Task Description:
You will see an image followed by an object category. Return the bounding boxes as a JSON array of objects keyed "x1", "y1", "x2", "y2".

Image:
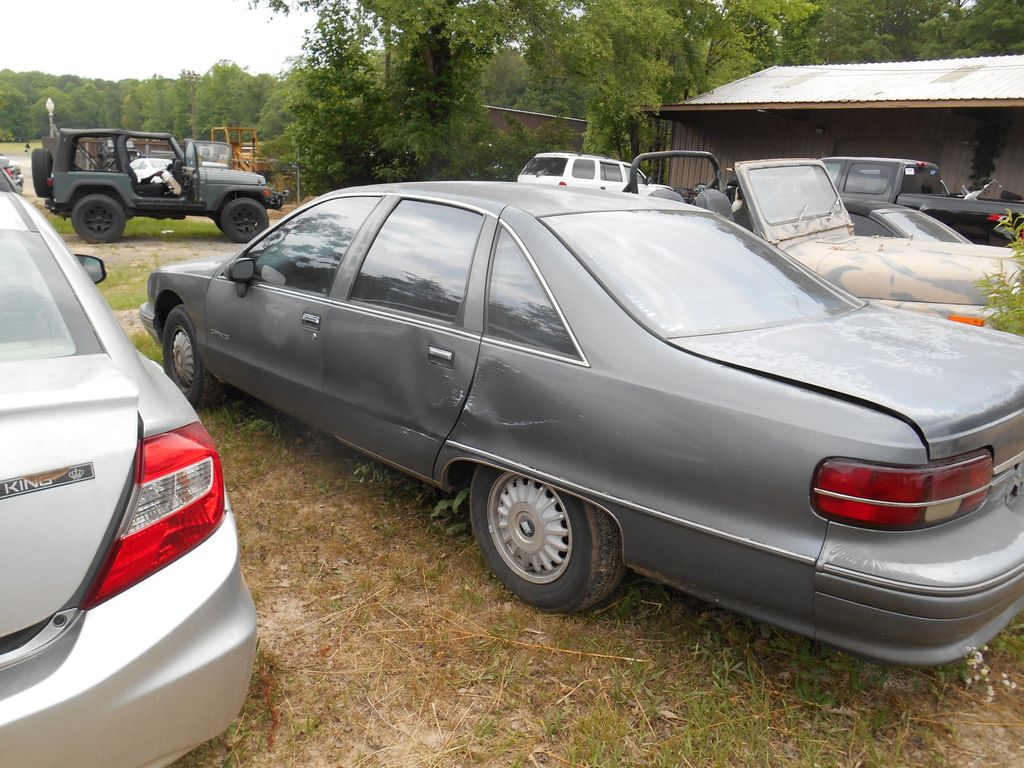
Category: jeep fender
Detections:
[{"x1": 206, "y1": 186, "x2": 272, "y2": 212}]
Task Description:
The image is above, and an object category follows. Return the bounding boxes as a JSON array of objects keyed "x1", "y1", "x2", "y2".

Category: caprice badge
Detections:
[{"x1": 0, "y1": 463, "x2": 95, "y2": 501}]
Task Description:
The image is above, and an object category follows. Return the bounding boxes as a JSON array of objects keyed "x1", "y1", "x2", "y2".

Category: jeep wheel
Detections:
[
  {"x1": 31, "y1": 148, "x2": 53, "y2": 198},
  {"x1": 219, "y1": 198, "x2": 268, "y2": 243},
  {"x1": 71, "y1": 194, "x2": 126, "y2": 243}
]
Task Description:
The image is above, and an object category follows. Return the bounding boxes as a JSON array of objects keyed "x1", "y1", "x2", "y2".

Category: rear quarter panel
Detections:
[{"x1": 441, "y1": 206, "x2": 926, "y2": 635}]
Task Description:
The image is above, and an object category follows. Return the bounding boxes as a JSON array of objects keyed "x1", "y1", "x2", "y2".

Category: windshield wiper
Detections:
[{"x1": 796, "y1": 203, "x2": 808, "y2": 225}]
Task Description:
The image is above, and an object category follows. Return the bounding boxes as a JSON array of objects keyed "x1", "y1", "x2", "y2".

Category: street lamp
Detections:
[{"x1": 46, "y1": 97, "x2": 56, "y2": 138}]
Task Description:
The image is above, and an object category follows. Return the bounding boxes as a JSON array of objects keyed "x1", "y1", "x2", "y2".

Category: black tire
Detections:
[
  {"x1": 470, "y1": 467, "x2": 624, "y2": 613},
  {"x1": 71, "y1": 194, "x2": 126, "y2": 243},
  {"x1": 31, "y1": 148, "x2": 53, "y2": 198},
  {"x1": 219, "y1": 198, "x2": 269, "y2": 243},
  {"x1": 162, "y1": 306, "x2": 212, "y2": 408}
]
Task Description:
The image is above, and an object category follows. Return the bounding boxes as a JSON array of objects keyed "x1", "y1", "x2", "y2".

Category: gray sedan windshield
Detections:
[
  {"x1": 746, "y1": 165, "x2": 839, "y2": 224},
  {"x1": 546, "y1": 210, "x2": 857, "y2": 337}
]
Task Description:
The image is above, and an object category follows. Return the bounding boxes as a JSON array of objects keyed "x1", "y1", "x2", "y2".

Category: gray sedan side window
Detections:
[
  {"x1": 248, "y1": 196, "x2": 378, "y2": 295},
  {"x1": 486, "y1": 229, "x2": 577, "y2": 358},
  {"x1": 350, "y1": 200, "x2": 482, "y2": 323}
]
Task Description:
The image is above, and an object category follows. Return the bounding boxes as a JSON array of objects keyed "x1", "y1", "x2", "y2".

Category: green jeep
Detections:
[{"x1": 32, "y1": 129, "x2": 286, "y2": 243}]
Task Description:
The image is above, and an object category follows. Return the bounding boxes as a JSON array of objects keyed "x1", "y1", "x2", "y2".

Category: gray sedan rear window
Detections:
[{"x1": 546, "y1": 210, "x2": 857, "y2": 338}]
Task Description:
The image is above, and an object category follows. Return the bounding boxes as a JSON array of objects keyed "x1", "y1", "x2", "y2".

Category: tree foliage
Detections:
[{"x1": 3, "y1": 1, "x2": 1024, "y2": 190}]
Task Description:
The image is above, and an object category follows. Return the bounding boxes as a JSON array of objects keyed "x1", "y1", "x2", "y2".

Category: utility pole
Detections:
[{"x1": 181, "y1": 70, "x2": 199, "y2": 138}]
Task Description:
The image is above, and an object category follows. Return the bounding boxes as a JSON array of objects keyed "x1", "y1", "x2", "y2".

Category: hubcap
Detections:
[
  {"x1": 83, "y1": 205, "x2": 113, "y2": 235},
  {"x1": 170, "y1": 327, "x2": 195, "y2": 391},
  {"x1": 487, "y1": 473, "x2": 571, "y2": 584},
  {"x1": 232, "y1": 208, "x2": 258, "y2": 234}
]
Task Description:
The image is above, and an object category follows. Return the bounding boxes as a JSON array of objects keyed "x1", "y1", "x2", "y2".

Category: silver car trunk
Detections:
[
  {"x1": 0, "y1": 354, "x2": 138, "y2": 636},
  {"x1": 675, "y1": 306, "x2": 1024, "y2": 465}
]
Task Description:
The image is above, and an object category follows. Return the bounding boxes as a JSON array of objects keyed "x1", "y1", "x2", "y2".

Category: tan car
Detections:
[
  {"x1": 731, "y1": 158, "x2": 1018, "y2": 327},
  {"x1": 630, "y1": 153, "x2": 1019, "y2": 328}
]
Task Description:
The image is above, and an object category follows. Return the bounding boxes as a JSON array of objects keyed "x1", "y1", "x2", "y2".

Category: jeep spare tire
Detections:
[
  {"x1": 71, "y1": 194, "x2": 127, "y2": 243},
  {"x1": 219, "y1": 198, "x2": 269, "y2": 243},
  {"x1": 31, "y1": 148, "x2": 53, "y2": 198}
]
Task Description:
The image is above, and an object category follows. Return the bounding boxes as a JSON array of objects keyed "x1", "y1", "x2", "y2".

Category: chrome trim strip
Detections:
[
  {"x1": 445, "y1": 441, "x2": 815, "y2": 565},
  {"x1": 332, "y1": 434, "x2": 441, "y2": 488},
  {"x1": 995, "y1": 448, "x2": 1024, "y2": 475},
  {"x1": 481, "y1": 337, "x2": 590, "y2": 368},
  {"x1": 215, "y1": 277, "x2": 338, "y2": 307},
  {"x1": 391, "y1": 193, "x2": 499, "y2": 219},
  {"x1": 0, "y1": 609, "x2": 79, "y2": 671},
  {"x1": 813, "y1": 485, "x2": 991, "y2": 509},
  {"x1": 820, "y1": 560, "x2": 1024, "y2": 597},
  {"x1": 497, "y1": 221, "x2": 590, "y2": 367},
  {"x1": 338, "y1": 301, "x2": 481, "y2": 342}
]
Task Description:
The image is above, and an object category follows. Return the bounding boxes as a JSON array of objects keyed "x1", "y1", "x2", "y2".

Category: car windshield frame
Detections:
[
  {"x1": 744, "y1": 164, "x2": 841, "y2": 226},
  {"x1": 543, "y1": 208, "x2": 861, "y2": 339}
]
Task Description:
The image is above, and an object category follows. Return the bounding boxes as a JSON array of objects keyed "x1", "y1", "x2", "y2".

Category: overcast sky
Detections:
[{"x1": 6, "y1": 0, "x2": 317, "y2": 81}]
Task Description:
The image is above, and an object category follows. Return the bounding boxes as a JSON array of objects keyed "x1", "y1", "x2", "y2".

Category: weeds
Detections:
[{"x1": 981, "y1": 213, "x2": 1024, "y2": 334}]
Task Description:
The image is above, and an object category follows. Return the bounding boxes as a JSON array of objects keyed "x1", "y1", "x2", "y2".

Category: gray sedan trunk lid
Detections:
[
  {"x1": 676, "y1": 306, "x2": 1024, "y2": 465},
  {"x1": 0, "y1": 355, "x2": 138, "y2": 637}
]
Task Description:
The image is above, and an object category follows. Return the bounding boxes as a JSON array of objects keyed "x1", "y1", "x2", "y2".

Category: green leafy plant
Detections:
[
  {"x1": 430, "y1": 486, "x2": 470, "y2": 536},
  {"x1": 980, "y1": 213, "x2": 1024, "y2": 335}
]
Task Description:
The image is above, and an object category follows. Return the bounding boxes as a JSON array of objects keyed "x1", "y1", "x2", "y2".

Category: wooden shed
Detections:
[{"x1": 656, "y1": 56, "x2": 1024, "y2": 195}]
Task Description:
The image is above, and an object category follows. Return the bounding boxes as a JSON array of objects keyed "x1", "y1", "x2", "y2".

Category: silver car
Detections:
[
  {"x1": 0, "y1": 189, "x2": 256, "y2": 766},
  {"x1": 143, "y1": 182, "x2": 1024, "y2": 665}
]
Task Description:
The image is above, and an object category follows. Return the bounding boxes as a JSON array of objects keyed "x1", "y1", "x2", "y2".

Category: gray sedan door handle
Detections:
[
  {"x1": 428, "y1": 345, "x2": 454, "y2": 368},
  {"x1": 301, "y1": 312, "x2": 321, "y2": 331}
]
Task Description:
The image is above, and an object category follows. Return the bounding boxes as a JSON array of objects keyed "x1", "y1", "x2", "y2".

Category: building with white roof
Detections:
[{"x1": 657, "y1": 56, "x2": 1024, "y2": 194}]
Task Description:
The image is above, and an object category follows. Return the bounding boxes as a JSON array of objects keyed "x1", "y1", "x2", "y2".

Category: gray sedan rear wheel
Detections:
[
  {"x1": 470, "y1": 467, "x2": 624, "y2": 612},
  {"x1": 162, "y1": 306, "x2": 211, "y2": 408}
]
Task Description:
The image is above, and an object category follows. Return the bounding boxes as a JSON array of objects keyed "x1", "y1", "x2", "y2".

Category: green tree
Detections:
[{"x1": 0, "y1": 76, "x2": 31, "y2": 140}]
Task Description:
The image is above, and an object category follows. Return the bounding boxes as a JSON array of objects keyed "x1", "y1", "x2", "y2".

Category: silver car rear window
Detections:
[
  {"x1": 546, "y1": 210, "x2": 858, "y2": 338},
  {"x1": 0, "y1": 232, "x2": 100, "y2": 362}
]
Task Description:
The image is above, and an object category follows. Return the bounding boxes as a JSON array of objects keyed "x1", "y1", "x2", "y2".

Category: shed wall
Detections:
[{"x1": 666, "y1": 107, "x2": 1024, "y2": 196}]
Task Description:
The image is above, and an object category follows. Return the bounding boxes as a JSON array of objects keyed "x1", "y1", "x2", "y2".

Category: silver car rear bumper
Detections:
[{"x1": 0, "y1": 510, "x2": 256, "y2": 768}]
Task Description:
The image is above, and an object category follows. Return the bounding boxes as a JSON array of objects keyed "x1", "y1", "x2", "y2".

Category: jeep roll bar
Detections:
[{"x1": 627, "y1": 150, "x2": 723, "y2": 195}]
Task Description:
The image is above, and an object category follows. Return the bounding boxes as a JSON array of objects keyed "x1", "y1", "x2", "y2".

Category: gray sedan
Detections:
[
  {"x1": 0, "y1": 187, "x2": 255, "y2": 766},
  {"x1": 142, "y1": 182, "x2": 1024, "y2": 665}
]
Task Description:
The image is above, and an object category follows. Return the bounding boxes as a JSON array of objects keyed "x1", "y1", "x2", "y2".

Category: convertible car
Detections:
[{"x1": 142, "y1": 182, "x2": 1024, "y2": 665}]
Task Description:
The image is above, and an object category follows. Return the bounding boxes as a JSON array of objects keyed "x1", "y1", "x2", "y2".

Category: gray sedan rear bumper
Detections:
[
  {"x1": 814, "y1": 564, "x2": 1024, "y2": 666},
  {"x1": 0, "y1": 510, "x2": 256, "y2": 768}
]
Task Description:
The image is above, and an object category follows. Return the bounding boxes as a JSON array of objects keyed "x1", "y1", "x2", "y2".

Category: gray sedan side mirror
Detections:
[
  {"x1": 228, "y1": 258, "x2": 255, "y2": 297},
  {"x1": 76, "y1": 254, "x2": 107, "y2": 284}
]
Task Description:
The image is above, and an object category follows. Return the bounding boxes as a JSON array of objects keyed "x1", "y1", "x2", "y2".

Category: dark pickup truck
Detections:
[{"x1": 822, "y1": 156, "x2": 1023, "y2": 245}]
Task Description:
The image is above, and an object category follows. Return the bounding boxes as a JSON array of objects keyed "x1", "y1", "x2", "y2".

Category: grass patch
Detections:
[
  {"x1": 130, "y1": 331, "x2": 162, "y2": 362},
  {"x1": 48, "y1": 213, "x2": 223, "y2": 240},
  {"x1": 99, "y1": 262, "x2": 158, "y2": 311},
  {"x1": 0, "y1": 141, "x2": 33, "y2": 154}
]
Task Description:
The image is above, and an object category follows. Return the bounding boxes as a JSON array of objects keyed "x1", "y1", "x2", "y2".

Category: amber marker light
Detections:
[{"x1": 948, "y1": 315, "x2": 985, "y2": 327}]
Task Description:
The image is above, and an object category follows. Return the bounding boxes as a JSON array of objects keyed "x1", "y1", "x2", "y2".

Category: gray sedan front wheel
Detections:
[
  {"x1": 162, "y1": 306, "x2": 212, "y2": 408},
  {"x1": 470, "y1": 467, "x2": 624, "y2": 612}
]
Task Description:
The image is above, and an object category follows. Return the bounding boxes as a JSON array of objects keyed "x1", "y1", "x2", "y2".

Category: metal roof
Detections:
[{"x1": 662, "y1": 55, "x2": 1024, "y2": 111}]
